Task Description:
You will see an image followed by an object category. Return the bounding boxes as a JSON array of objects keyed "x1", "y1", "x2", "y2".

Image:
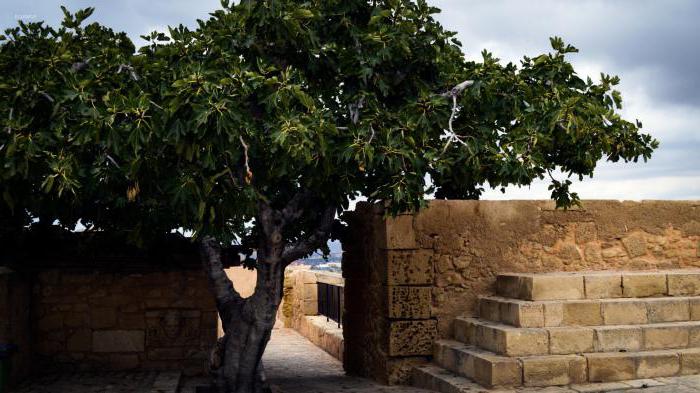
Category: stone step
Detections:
[
  {"x1": 433, "y1": 339, "x2": 700, "y2": 387},
  {"x1": 479, "y1": 295, "x2": 700, "y2": 328},
  {"x1": 496, "y1": 271, "x2": 700, "y2": 301},
  {"x1": 411, "y1": 364, "x2": 484, "y2": 393},
  {"x1": 454, "y1": 317, "x2": 700, "y2": 357}
]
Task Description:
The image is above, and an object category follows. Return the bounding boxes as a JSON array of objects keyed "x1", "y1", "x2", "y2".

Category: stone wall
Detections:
[
  {"x1": 0, "y1": 267, "x2": 32, "y2": 386},
  {"x1": 33, "y1": 269, "x2": 217, "y2": 375},
  {"x1": 342, "y1": 200, "x2": 700, "y2": 385},
  {"x1": 282, "y1": 269, "x2": 344, "y2": 360}
]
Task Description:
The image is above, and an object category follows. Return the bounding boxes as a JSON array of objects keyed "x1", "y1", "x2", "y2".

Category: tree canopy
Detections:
[{"x1": 0, "y1": 0, "x2": 658, "y2": 253}]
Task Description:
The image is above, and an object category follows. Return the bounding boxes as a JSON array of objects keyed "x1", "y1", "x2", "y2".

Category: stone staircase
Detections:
[{"x1": 412, "y1": 270, "x2": 700, "y2": 390}]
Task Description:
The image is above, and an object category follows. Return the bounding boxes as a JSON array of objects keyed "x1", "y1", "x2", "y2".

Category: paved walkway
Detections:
[
  {"x1": 11, "y1": 370, "x2": 180, "y2": 393},
  {"x1": 262, "y1": 328, "x2": 429, "y2": 393},
  {"x1": 15, "y1": 328, "x2": 700, "y2": 392}
]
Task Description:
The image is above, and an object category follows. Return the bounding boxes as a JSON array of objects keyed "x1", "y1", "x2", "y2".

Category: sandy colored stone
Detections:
[
  {"x1": 475, "y1": 323, "x2": 548, "y2": 356},
  {"x1": 522, "y1": 355, "x2": 587, "y2": 386},
  {"x1": 388, "y1": 286, "x2": 431, "y2": 319},
  {"x1": 602, "y1": 300, "x2": 648, "y2": 325},
  {"x1": 668, "y1": 272, "x2": 700, "y2": 296},
  {"x1": 472, "y1": 353, "x2": 522, "y2": 387},
  {"x1": 386, "y1": 250, "x2": 433, "y2": 285},
  {"x1": 575, "y1": 222, "x2": 598, "y2": 244},
  {"x1": 501, "y1": 301, "x2": 545, "y2": 328},
  {"x1": 594, "y1": 326, "x2": 642, "y2": 352},
  {"x1": 680, "y1": 348, "x2": 700, "y2": 375},
  {"x1": 478, "y1": 298, "x2": 501, "y2": 322},
  {"x1": 637, "y1": 351, "x2": 680, "y2": 378},
  {"x1": 690, "y1": 298, "x2": 700, "y2": 321},
  {"x1": 544, "y1": 302, "x2": 564, "y2": 327},
  {"x1": 384, "y1": 215, "x2": 417, "y2": 249},
  {"x1": 587, "y1": 353, "x2": 637, "y2": 382},
  {"x1": 453, "y1": 317, "x2": 475, "y2": 345},
  {"x1": 623, "y1": 234, "x2": 648, "y2": 258},
  {"x1": 531, "y1": 275, "x2": 586, "y2": 301},
  {"x1": 644, "y1": 324, "x2": 690, "y2": 350},
  {"x1": 622, "y1": 273, "x2": 667, "y2": 297},
  {"x1": 92, "y1": 330, "x2": 145, "y2": 353},
  {"x1": 549, "y1": 327, "x2": 595, "y2": 354},
  {"x1": 563, "y1": 301, "x2": 603, "y2": 326},
  {"x1": 388, "y1": 320, "x2": 437, "y2": 356},
  {"x1": 497, "y1": 273, "x2": 585, "y2": 301},
  {"x1": 647, "y1": 298, "x2": 690, "y2": 323},
  {"x1": 585, "y1": 274, "x2": 622, "y2": 298}
]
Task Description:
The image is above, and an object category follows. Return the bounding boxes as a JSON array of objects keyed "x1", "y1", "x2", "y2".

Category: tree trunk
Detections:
[{"x1": 200, "y1": 237, "x2": 285, "y2": 393}]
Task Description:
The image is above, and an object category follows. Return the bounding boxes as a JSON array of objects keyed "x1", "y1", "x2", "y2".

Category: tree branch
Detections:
[
  {"x1": 281, "y1": 205, "x2": 336, "y2": 265},
  {"x1": 281, "y1": 190, "x2": 313, "y2": 222},
  {"x1": 199, "y1": 236, "x2": 242, "y2": 318}
]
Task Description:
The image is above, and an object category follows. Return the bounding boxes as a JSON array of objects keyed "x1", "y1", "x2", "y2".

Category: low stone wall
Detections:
[
  {"x1": 33, "y1": 269, "x2": 217, "y2": 375},
  {"x1": 342, "y1": 200, "x2": 700, "y2": 385},
  {"x1": 0, "y1": 268, "x2": 32, "y2": 386},
  {"x1": 282, "y1": 269, "x2": 344, "y2": 361}
]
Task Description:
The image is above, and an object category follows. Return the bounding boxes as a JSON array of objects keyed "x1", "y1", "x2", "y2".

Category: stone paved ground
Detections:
[
  {"x1": 14, "y1": 329, "x2": 700, "y2": 393},
  {"x1": 11, "y1": 370, "x2": 164, "y2": 393}
]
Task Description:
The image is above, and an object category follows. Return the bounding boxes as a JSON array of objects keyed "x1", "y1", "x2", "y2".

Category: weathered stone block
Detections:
[
  {"x1": 472, "y1": 353, "x2": 522, "y2": 387},
  {"x1": 388, "y1": 286, "x2": 431, "y2": 319},
  {"x1": 66, "y1": 328, "x2": 92, "y2": 352},
  {"x1": 384, "y1": 215, "x2": 417, "y2": 250},
  {"x1": 594, "y1": 326, "x2": 642, "y2": 352},
  {"x1": 549, "y1": 327, "x2": 594, "y2": 354},
  {"x1": 302, "y1": 300, "x2": 317, "y2": 315},
  {"x1": 497, "y1": 274, "x2": 584, "y2": 301},
  {"x1": 453, "y1": 317, "x2": 475, "y2": 345},
  {"x1": 500, "y1": 301, "x2": 544, "y2": 328},
  {"x1": 690, "y1": 298, "x2": 700, "y2": 321},
  {"x1": 562, "y1": 301, "x2": 603, "y2": 326},
  {"x1": 522, "y1": 355, "x2": 587, "y2": 386},
  {"x1": 475, "y1": 323, "x2": 548, "y2": 356},
  {"x1": 643, "y1": 324, "x2": 690, "y2": 350},
  {"x1": 587, "y1": 353, "x2": 636, "y2": 382},
  {"x1": 388, "y1": 320, "x2": 437, "y2": 356},
  {"x1": 622, "y1": 273, "x2": 667, "y2": 297},
  {"x1": 602, "y1": 300, "x2": 647, "y2": 325},
  {"x1": 386, "y1": 250, "x2": 433, "y2": 285},
  {"x1": 478, "y1": 298, "x2": 500, "y2": 322},
  {"x1": 680, "y1": 348, "x2": 700, "y2": 375},
  {"x1": 531, "y1": 275, "x2": 585, "y2": 301},
  {"x1": 637, "y1": 351, "x2": 680, "y2": 378},
  {"x1": 91, "y1": 307, "x2": 117, "y2": 329},
  {"x1": 585, "y1": 274, "x2": 622, "y2": 298},
  {"x1": 623, "y1": 234, "x2": 648, "y2": 258},
  {"x1": 668, "y1": 272, "x2": 700, "y2": 296},
  {"x1": 647, "y1": 299, "x2": 690, "y2": 323},
  {"x1": 543, "y1": 303, "x2": 564, "y2": 327},
  {"x1": 575, "y1": 222, "x2": 598, "y2": 244},
  {"x1": 92, "y1": 330, "x2": 145, "y2": 352},
  {"x1": 303, "y1": 283, "x2": 318, "y2": 301}
]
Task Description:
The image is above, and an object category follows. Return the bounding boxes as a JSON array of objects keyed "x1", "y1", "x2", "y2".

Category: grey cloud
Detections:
[{"x1": 431, "y1": 0, "x2": 700, "y2": 106}]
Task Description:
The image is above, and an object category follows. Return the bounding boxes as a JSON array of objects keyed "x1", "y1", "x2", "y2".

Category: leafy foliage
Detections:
[{"x1": 0, "y1": 1, "x2": 657, "y2": 251}]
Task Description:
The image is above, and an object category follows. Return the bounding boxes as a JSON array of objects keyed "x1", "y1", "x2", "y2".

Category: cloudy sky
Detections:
[{"x1": 2, "y1": 0, "x2": 699, "y2": 201}]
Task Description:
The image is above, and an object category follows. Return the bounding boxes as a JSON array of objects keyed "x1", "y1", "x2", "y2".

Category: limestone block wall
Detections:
[
  {"x1": 342, "y1": 200, "x2": 700, "y2": 385},
  {"x1": 33, "y1": 269, "x2": 217, "y2": 375},
  {"x1": 282, "y1": 269, "x2": 345, "y2": 360},
  {"x1": 0, "y1": 268, "x2": 32, "y2": 385}
]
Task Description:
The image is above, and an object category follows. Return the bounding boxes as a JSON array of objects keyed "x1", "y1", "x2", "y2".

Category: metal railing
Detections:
[{"x1": 317, "y1": 282, "x2": 343, "y2": 328}]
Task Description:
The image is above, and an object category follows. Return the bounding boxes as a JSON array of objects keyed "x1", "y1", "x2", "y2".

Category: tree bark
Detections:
[
  {"x1": 198, "y1": 198, "x2": 335, "y2": 393},
  {"x1": 200, "y1": 237, "x2": 284, "y2": 393}
]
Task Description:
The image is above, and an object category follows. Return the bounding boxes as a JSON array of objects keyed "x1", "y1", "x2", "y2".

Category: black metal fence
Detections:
[{"x1": 317, "y1": 282, "x2": 343, "y2": 328}]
